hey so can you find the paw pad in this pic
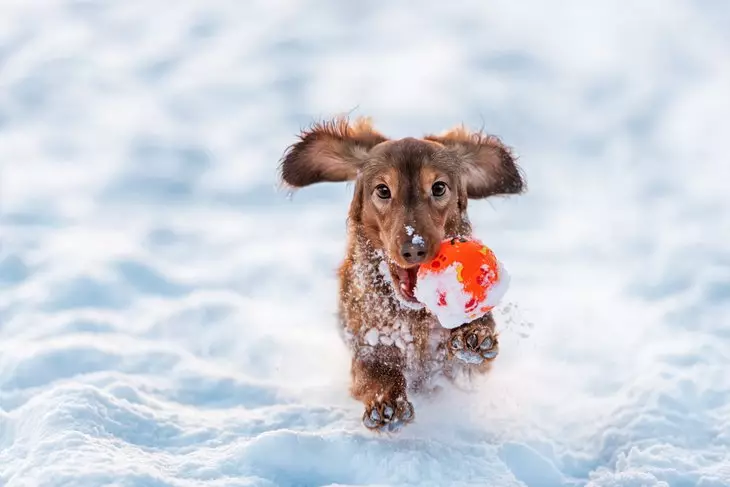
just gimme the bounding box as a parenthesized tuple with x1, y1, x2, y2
(448, 324, 499, 364)
(363, 396, 414, 432)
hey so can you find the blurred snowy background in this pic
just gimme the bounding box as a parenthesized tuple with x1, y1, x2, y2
(1, 1, 729, 486)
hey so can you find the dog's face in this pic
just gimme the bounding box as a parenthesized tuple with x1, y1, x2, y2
(355, 138, 463, 303)
(280, 117, 525, 304)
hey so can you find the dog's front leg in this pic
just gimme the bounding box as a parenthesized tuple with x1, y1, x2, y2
(350, 344, 414, 432)
(447, 312, 500, 367)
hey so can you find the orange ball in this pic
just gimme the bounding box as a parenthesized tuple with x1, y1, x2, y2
(414, 237, 509, 329)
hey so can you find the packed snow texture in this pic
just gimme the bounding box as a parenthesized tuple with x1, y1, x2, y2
(414, 260, 510, 330)
(1, 0, 729, 486)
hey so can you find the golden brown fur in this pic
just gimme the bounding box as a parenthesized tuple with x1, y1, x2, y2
(279, 116, 525, 432)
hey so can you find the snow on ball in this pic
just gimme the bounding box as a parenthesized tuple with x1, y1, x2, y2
(414, 237, 510, 329)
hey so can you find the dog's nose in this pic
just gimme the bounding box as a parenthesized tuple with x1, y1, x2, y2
(401, 241, 428, 265)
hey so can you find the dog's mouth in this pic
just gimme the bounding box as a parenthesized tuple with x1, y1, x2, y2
(389, 263, 421, 303)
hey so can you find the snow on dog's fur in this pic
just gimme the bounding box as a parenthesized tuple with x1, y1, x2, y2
(279, 116, 526, 432)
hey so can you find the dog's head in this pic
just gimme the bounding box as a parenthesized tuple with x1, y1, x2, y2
(279, 117, 525, 304)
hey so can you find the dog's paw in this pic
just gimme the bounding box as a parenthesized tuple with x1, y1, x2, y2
(362, 394, 414, 433)
(448, 321, 499, 365)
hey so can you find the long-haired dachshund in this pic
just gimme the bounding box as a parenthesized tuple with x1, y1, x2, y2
(279, 117, 525, 432)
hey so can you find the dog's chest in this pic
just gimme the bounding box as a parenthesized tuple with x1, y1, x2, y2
(343, 292, 452, 377)
(341, 244, 456, 384)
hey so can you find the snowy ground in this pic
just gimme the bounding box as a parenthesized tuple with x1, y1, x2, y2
(1, 1, 729, 486)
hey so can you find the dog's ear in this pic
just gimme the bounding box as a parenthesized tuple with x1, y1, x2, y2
(347, 178, 366, 224)
(424, 126, 525, 199)
(279, 116, 388, 188)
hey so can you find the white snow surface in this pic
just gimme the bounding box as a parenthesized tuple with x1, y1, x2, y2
(1, 1, 729, 486)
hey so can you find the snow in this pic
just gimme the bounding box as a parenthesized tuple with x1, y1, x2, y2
(361, 322, 415, 358)
(405, 225, 424, 245)
(413, 259, 510, 329)
(415, 263, 477, 329)
(1, 0, 729, 486)
(484, 262, 510, 308)
(413, 240, 510, 329)
(364, 328, 380, 347)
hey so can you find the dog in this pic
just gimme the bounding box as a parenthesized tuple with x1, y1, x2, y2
(279, 116, 525, 432)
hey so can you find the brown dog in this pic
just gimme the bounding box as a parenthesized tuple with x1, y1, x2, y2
(279, 117, 525, 432)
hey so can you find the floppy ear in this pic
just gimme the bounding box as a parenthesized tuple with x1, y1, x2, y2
(424, 126, 525, 199)
(279, 116, 388, 188)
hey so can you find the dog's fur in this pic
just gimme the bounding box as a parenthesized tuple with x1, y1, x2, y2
(279, 116, 525, 432)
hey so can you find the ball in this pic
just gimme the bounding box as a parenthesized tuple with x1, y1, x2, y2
(413, 237, 510, 329)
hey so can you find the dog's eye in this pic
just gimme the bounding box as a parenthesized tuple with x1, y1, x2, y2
(375, 184, 391, 199)
(432, 181, 448, 197)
